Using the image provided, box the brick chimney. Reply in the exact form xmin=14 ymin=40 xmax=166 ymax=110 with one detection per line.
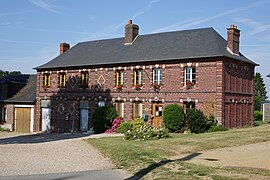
xmin=60 ymin=42 xmax=70 ymax=54
xmin=125 ymin=20 xmax=139 ymax=44
xmin=227 ymin=24 xmax=240 ymax=55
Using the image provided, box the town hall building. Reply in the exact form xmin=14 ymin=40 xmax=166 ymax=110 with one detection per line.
xmin=34 ymin=20 xmax=257 ymax=132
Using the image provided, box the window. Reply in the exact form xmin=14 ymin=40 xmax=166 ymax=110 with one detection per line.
xmin=185 ymin=67 xmax=196 ymax=85
xmin=115 ymin=102 xmax=124 ymax=118
xmin=59 ymin=72 xmax=66 ymax=88
xmin=43 ymin=73 xmax=50 ymax=88
xmin=133 ymin=102 xmax=142 ymax=118
xmin=153 ymin=68 xmax=162 ymax=85
xmin=81 ymin=71 xmax=89 ymax=88
xmin=184 ymin=102 xmax=195 ymax=114
xmin=134 ymin=70 xmax=142 ymax=86
xmin=116 ymin=71 xmax=124 ymax=86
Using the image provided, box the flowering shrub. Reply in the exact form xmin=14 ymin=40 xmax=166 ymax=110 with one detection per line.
xmin=186 ymin=80 xmax=194 ymax=89
xmin=124 ymin=123 xmax=170 ymax=141
xmin=106 ymin=117 xmax=122 ymax=133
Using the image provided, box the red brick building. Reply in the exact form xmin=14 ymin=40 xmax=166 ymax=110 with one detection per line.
xmin=35 ymin=20 xmax=257 ymax=132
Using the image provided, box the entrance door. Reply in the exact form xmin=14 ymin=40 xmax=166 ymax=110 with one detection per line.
xmin=152 ymin=103 xmax=163 ymax=127
xmin=80 ymin=109 xmax=89 ymax=131
xmin=42 ymin=108 xmax=51 ymax=132
xmin=15 ymin=108 xmax=31 ymax=133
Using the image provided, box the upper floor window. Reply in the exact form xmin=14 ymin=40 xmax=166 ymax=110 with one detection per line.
xmin=43 ymin=73 xmax=50 ymax=88
xmin=59 ymin=72 xmax=66 ymax=88
xmin=134 ymin=70 xmax=142 ymax=86
xmin=116 ymin=71 xmax=124 ymax=86
xmin=153 ymin=68 xmax=162 ymax=85
xmin=81 ymin=71 xmax=89 ymax=88
xmin=185 ymin=67 xmax=196 ymax=86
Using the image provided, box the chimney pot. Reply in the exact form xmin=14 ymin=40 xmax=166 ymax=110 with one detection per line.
xmin=60 ymin=42 xmax=70 ymax=54
xmin=128 ymin=19 xmax=132 ymax=24
xmin=227 ymin=25 xmax=240 ymax=55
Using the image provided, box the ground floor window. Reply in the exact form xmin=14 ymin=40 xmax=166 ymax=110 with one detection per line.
xmin=133 ymin=102 xmax=142 ymax=118
xmin=115 ymin=101 xmax=124 ymax=118
xmin=184 ymin=102 xmax=195 ymax=114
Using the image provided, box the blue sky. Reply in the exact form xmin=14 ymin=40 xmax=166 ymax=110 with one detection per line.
xmin=0 ymin=0 xmax=269 ymax=96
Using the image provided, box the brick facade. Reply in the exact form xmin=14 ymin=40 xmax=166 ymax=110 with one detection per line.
xmin=36 ymin=57 xmax=255 ymax=132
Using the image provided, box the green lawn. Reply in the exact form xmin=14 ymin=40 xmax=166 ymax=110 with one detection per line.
xmin=87 ymin=123 xmax=270 ymax=179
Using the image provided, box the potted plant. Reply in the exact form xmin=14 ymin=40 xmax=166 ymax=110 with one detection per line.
xmin=133 ymin=84 xmax=142 ymax=90
xmin=186 ymin=80 xmax=194 ymax=89
xmin=153 ymin=83 xmax=162 ymax=90
xmin=116 ymin=85 xmax=123 ymax=90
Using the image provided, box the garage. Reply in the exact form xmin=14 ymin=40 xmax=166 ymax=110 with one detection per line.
xmin=15 ymin=107 xmax=32 ymax=133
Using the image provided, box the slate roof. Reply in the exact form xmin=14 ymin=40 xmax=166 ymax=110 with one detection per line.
xmin=5 ymin=75 xmax=36 ymax=103
xmin=0 ymin=75 xmax=30 ymax=84
xmin=35 ymin=27 xmax=257 ymax=70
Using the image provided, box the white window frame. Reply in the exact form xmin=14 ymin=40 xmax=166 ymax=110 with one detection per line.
xmin=153 ymin=68 xmax=162 ymax=85
xmin=184 ymin=67 xmax=196 ymax=85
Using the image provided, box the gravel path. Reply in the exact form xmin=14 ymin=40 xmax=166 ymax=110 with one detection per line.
xmin=0 ymin=132 xmax=125 ymax=177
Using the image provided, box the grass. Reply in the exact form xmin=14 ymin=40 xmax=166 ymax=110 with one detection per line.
xmin=87 ymin=123 xmax=270 ymax=179
xmin=0 ymin=126 xmax=10 ymax=132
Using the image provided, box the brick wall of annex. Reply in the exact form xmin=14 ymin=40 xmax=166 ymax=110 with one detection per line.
xmin=35 ymin=57 xmax=255 ymax=132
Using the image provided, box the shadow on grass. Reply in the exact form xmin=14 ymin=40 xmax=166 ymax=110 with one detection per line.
xmin=125 ymin=152 xmax=202 ymax=180
xmin=0 ymin=132 xmax=93 ymax=145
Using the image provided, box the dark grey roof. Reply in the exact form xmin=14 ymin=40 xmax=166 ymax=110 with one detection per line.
xmin=35 ymin=27 xmax=257 ymax=70
xmin=0 ymin=75 xmax=31 ymax=84
xmin=5 ymin=75 xmax=36 ymax=103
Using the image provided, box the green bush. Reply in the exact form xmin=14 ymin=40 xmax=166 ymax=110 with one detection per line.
xmin=105 ymin=106 xmax=118 ymax=126
xmin=186 ymin=109 xmax=208 ymax=134
xmin=92 ymin=106 xmax=118 ymax=134
xmin=163 ymin=104 xmax=185 ymax=132
xmin=254 ymin=111 xmax=263 ymax=121
xmin=207 ymin=125 xmax=227 ymax=132
xmin=117 ymin=121 xmax=133 ymax=133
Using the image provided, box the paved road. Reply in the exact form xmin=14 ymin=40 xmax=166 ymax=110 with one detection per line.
xmin=0 ymin=132 xmax=129 ymax=179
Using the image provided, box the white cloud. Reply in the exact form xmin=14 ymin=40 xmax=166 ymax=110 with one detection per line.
xmin=28 ymin=0 xmax=59 ymax=13
xmin=132 ymin=0 xmax=161 ymax=20
xmin=153 ymin=0 xmax=270 ymax=33
xmin=234 ymin=18 xmax=270 ymax=35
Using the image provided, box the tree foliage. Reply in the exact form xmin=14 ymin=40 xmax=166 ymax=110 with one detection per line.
xmin=254 ymin=72 xmax=268 ymax=110
xmin=0 ymin=70 xmax=21 ymax=77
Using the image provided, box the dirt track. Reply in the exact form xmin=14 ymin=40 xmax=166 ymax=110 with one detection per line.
xmin=176 ymin=141 xmax=270 ymax=170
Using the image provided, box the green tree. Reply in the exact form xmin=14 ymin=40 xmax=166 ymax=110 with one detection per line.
xmin=254 ymin=72 xmax=268 ymax=110
xmin=0 ymin=70 xmax=21 ymax=77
